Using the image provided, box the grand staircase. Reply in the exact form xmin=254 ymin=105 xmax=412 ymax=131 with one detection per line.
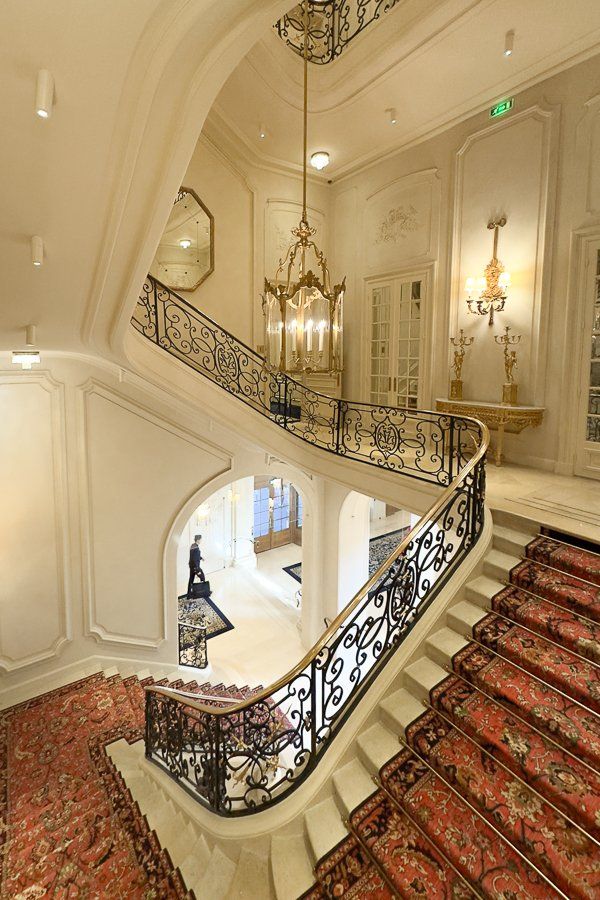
xmin=0 ymin=667 xmax=261 ymax=898
xmin=296 ymin=511 xmax=600 ymax=900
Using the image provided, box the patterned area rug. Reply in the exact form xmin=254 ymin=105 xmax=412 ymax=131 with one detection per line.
xmin=301 ymin=532 xmax=600 ymax=898
xmin=177 ymin=594 xmax=234 ymax=667
xmin=284 ymin=526 xmax=410 ymax=584
xmin=0 ymin=672 xmax=191 ymax=898
xmin=0 ymin=671 xmax=259 ymax=898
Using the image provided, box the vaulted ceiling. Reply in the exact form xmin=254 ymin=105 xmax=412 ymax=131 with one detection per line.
xmin=212 ymin=0 xmax=600 ymax=178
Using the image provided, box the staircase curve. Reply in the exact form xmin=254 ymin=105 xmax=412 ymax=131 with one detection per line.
xmin=130 ymin=274 xmax=489 ymax=818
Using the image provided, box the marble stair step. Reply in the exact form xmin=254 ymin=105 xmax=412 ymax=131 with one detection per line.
xmin=357 ymin=722 xmax=401 ymax=773
xmin=483 ymin=547 xmax=520 ymax=582
xmin=102 ymin=665 xmax=120 ymax=679
xmin=465 ymin=574 xmax=506 ymax=609
xmin=160 ymin=818 xmax=200 ymax=868
xmin=178 ymin=834 xmax=212 ymax=892
xmin=491 ymin=509 xmax=540 ymax=536
xmin=305 ymin=796 xmax=347 ymax=863
xmin=492 ymin=524 xmax=533 ymax=556
xmin=225 ymin=848 xmax=271 ymax=899
xmin=195 ymin=845 xmax=236 ymax=900
xmin=425 ymin=626 xmax=469 ymax=668
xmin=403 ymin=656 xmax=448 ymax=702
xmin=380 ymin=687 xmax=426 ymax=737
xmin=332 ymin=757 xmax=376 ymax=816
xmin=446 ymin=600 xmax=487 ymax=634
xmin=271 ymin=834 xmax=314 ymax=900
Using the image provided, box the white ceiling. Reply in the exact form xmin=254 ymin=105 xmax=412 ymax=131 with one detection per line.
xmin=213 ymin=0 xmax=600 ymax=179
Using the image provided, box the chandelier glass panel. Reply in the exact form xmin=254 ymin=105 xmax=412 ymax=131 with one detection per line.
xmin=263 ymin=1 xmax=344 ymax=375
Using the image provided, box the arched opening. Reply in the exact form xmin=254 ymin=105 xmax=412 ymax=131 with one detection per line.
xmin=168 ymin=465 xmax=316 ymax=686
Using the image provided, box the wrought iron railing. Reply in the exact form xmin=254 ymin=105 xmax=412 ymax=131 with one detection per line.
xmin=275 ymin=0 xmax=402 ymax=65
xmin=132 ymin=274 xmax=488 ymax=817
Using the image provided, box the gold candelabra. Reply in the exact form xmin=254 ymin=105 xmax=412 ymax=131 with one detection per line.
xmin=449 ymin=329 xmax=474 ymax=400
xmin=494 ymin=325 xmax=521 ymax=405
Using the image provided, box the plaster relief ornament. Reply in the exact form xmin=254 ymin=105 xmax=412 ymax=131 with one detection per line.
xmin=375 ymin=204 xmax=421 ymax=244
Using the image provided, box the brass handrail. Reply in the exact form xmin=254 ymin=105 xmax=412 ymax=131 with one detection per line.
xmin=146 ymin=427 xmax=489 ymax=716
xmin=134 ymin=273 xmax=489 ymax=814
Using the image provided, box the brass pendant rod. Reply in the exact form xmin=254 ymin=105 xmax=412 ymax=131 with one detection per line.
xmin=302 ymin=0 xmax=309 ymax=225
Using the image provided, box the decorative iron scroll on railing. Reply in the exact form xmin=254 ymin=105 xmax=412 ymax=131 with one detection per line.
xmin=275 ymin=0 xmax=401 ymax=65
xmin=132 ymin=274 xmax=488 ymax=817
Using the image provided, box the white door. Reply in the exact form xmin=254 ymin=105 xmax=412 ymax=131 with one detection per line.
xmin=576 ymin=240 xmax=600 ymax=477
xmin=368 ymin=275 xmax=424 ymax=409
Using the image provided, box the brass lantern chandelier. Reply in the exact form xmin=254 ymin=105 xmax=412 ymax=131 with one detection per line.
xmin=262 ymin=1 xmax=345 ymax=375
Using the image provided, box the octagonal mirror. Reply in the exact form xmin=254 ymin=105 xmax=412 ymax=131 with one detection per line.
xmin=149 ymin=187 xmax=214 ymax=292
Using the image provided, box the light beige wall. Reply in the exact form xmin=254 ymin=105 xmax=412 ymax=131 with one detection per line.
xmin=0 ymin=353 xmax=331 ymax=688
xmin=331 ymin=53 xmax=600 ymax=472
xmin=175 ymin=129 xmax=332 ymax=349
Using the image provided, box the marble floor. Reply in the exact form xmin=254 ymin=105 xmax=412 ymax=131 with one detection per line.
xmin=487 ymin=463 xmax=600 ymax=543
xmin=181 ymin=545 xmax=304 ymax=690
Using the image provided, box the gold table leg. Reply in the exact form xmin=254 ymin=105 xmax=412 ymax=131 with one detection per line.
xmin=495 ymin=422 xmax=505 ymax=466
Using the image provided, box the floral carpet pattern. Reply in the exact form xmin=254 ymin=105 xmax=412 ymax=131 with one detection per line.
xmin=301 ymin=531 xmax=600 ymax=899
xmin=177 ymin=593 xmax=234 ymax=667
xmin=0 ymin=671 xmax=251 ymax=898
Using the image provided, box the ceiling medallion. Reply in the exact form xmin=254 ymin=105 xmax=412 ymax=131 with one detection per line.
xmin=275 ymin=0 xmax=401 ymax=65
xmin=262 ymin=1 xmax=344 ymax=375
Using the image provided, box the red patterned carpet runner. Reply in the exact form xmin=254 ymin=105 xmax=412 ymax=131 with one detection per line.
xmin=302 ymin=531 xmax=600 ymax=899
xmin=0 ymin=672 xmax=257 ymax=898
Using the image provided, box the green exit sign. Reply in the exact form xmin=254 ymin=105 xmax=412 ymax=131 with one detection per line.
xmin=490 ymin=98 xmax=514 ymax=119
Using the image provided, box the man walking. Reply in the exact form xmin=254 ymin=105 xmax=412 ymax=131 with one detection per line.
xmin=187 ymin=533 xmax=205 ymax=599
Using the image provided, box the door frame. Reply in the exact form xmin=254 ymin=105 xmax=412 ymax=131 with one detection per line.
xmin=362 ymin=263 xmax=434 ymax=409
xmin=571 ymin=232 xmax=600 ymax=478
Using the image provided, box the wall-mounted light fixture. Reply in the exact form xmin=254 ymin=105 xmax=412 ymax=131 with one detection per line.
xmin=310 ymin=151 xmax=330 ymax=170
xmin=31 ymin=235 xmax=44 ymax=266
xmin=12 ymin=325 xmax=40 ymax=369
xmin=465 ymin=218 xmax=511 ymax=326
xmin=504 ymin=30 xmax=515 ymax=57
xmin=35 ymin=69 xmax=54 ymax=118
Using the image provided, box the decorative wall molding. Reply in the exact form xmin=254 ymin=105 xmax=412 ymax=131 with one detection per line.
xmin=575 ymin=93 xmax=600 ymax=219
xmin=364 ymin=169 xmax=440 ymax=274
xmin=449 ymin=103 xmax=558 ymax=408
xmin=78 ymin=379 xmax=232 ymax=650
xmin=0 ymin=372 xmax=72 ymax=671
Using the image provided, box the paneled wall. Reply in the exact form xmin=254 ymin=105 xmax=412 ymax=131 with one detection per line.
xmin=331 ymin=54 xmax=600 ymax=472
xmin=0 ymin=355 xmax=322 ymax=688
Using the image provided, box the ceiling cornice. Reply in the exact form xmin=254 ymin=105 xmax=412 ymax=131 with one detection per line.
xmin=212 ymin=32 xmax=600 ymax=185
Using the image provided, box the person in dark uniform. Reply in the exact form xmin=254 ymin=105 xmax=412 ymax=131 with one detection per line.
xmin=187 ymin=534 xmax=206 ymax=598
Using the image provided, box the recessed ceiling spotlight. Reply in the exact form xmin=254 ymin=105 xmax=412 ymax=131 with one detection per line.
xmin=179 ymin=238 xmax=192 ymax=249
xmin=13 ymin=325 xmax=40 ymax=369
xmin=31 ymin=235 xmax=44 ymax=266
xmin=310 ymin=151 xmax=330 ymax=170
xmin=259 ymin=124 xmax=267 ymax=140
xmin=386 ymin=107 xmax=397 ymax=126
xmin=35 ymin=69 xmax=54 ymax=118
xmin=504 ymin=30 xmax=515 ymax=57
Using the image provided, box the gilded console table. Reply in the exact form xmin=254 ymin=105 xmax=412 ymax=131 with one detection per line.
xmin=436 ymin=398 xmax=545 ymax=467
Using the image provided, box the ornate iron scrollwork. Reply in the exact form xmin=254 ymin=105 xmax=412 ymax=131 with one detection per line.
xmin=275 ymin=0 xmax=402 ymax=65
xmin=132 ymin=274 xmax=488 ymax=817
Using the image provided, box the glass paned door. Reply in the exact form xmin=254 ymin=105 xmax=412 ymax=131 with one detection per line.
xmin=586 ymin=248 xmax=600 ymax=443
xmin=253 ymin=477 xmax=292 ymax=552
xmin=369 ymin=285 xmax=391 ymax=404
xmin=369 ymin=276 xmax=424 ymax=408
xmin=576 ymin=240 xmax=600 ymax=478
